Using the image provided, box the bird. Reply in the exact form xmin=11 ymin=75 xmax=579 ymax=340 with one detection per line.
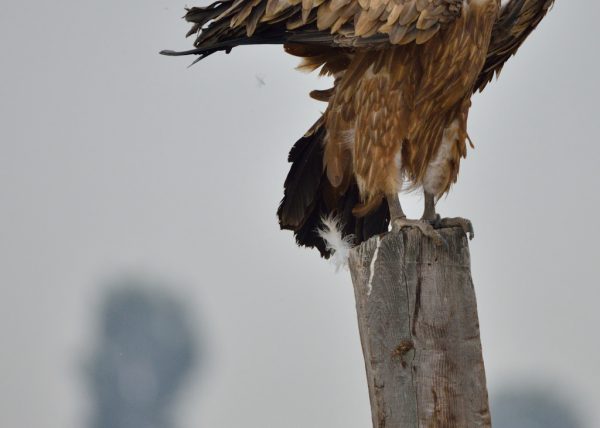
xmin=162 ymin=0 xmax=555 ymax=259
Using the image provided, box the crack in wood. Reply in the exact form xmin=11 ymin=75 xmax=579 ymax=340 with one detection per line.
xmin=349 ymin=228 xmax=490 ymax=428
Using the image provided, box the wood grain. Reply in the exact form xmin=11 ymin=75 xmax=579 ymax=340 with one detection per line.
xmin=349 ymin=227 xmax=491 ymax=427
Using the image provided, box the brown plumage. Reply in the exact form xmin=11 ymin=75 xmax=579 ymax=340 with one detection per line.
xmin=162 ymin=0 xmax=555 ymax=258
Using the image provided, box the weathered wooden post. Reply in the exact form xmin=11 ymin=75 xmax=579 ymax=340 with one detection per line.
xmin=348 ymin=226 xmax=491 ymax=427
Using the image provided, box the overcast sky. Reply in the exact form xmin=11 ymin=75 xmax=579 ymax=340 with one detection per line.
xmin=1 ymin=0 xmax=598 ymax=427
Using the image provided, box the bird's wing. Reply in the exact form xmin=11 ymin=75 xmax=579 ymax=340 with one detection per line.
xmin=475 ymin=0 xmax=554 ymax=91
xmin=161 ymin=0 xmax=464 ymax=60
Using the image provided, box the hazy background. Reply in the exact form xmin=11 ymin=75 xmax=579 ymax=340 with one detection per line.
xmin=1 ymin=0 xmax=598 ymax=427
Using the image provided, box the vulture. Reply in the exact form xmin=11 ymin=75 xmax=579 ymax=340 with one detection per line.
xmin=162 ymin=0 xmax=555 ymax=258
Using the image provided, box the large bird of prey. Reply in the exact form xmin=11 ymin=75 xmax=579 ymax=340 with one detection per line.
xmin=162 ymin=0 xmax=554 ymax=258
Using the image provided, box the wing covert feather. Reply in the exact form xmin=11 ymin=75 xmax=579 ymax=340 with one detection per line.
xmin=181 ymin=0 xmax=464 ymax=54
xmin=475 ymin=0 xmax=554 ymax=91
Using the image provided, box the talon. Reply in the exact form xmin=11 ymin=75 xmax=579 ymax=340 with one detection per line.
xmin=422 ymin=213 xmax=442 ymax=228
xmin=391 ymin=217 xmax=445 ymax=246
xmin=438 ymin=217 xmax=475 ymax=240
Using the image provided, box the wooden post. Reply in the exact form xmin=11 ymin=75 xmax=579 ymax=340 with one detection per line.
xmin=348 ymin=227 xmax=491 ymax=428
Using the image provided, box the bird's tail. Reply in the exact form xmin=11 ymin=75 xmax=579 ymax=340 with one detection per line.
xmin=277 ymin=118 xmax=390 ymax=259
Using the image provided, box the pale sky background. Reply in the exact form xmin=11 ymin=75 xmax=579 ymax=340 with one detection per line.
xmin=1 ymin=0 xmax=598 ymax=427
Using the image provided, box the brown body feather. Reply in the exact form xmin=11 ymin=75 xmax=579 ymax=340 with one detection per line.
xmin=313 ymin=0 xmax=499 ymax=214
xmin=163 ymin=0 xmax=555 ymax=257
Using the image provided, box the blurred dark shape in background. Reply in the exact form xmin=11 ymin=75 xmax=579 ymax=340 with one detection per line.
xmin=86 ymin=278 xmax=200 ymax=428
xmin=492 ymin=383 xmax=583 ymax=428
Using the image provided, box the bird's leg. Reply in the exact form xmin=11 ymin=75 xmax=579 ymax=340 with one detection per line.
xmin=421 ymin=191 xmax=440 ymax=224
xmin=386 ymin=192 xmax=406 ymax=222
xmin=386 ymin=193 xmax=444 ymax=245
xmin=421 ymin=191 xmax=475 ymax=240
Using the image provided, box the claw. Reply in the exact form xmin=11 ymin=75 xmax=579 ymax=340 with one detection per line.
xmin=392 ymin=217 xmax=446 ymax=246
xmin=423 ymin=214 xmax=442 ymax=228
xmin=437 ymin=217 xmax=475 ymax=240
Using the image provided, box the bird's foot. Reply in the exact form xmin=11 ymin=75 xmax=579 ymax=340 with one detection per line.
xmin=391 ymin=217 xmax=445 ymax=246
xmin=427 ymin=216 xmax=475 ymax=240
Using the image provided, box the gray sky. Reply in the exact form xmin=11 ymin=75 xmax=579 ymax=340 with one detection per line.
xmin=1 ymin=0 xmax=598 ymax=427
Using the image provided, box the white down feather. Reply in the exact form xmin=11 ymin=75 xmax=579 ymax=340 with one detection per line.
xmin=317 ymin=215 xmax=355 ymax=271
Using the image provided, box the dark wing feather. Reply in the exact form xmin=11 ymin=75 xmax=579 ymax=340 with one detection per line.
xmin=278 ymin=118 xmax=389 ymax=258
xmin=161 ymin=0 xmax=464 ymax=60
xmin=277 ymin=119 xmax=325 ymax=230
xmin=475 ymin=0 xmax=555 ymax=92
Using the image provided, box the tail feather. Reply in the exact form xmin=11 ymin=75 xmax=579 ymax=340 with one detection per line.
xmin=278 ymin=118 xmax=390 ymax=258
xmin=277 ymin=119 xmax=325 ymax=230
